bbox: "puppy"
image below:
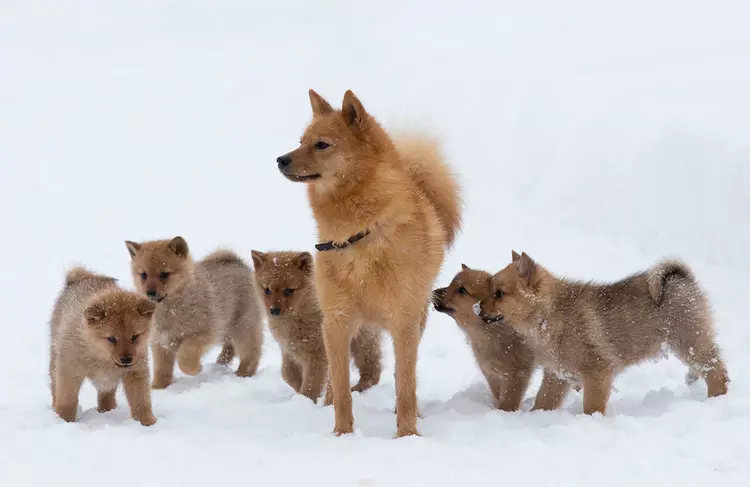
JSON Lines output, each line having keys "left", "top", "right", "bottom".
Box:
{"left": 276, "top": 89, "right": 462, "bottom": 437}
{"left": 126, "top": 237, "right": 264, "bottom": 388}
{"left": 433, "top": 265, "right": 535, "bottom": 411}
{"left": 252, "top": 250, "right": 382, "bottom": 402}
{"left": 478, "top": 251, "right": 730, "bottom": 414}
{"left": 50, "top": 267, "right": 157, "bottom": 425}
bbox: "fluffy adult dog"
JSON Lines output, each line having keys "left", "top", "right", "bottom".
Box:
{"left": 252, "top": 250, "right": 382, "bottom": 402}
{"left": 478, "top": 251, "right": 730, "bottom": 414}
{"left": 276, "top": 90, "right": 462, "bottom": 437}
{"left": 50, "top": 268, "right": 157, "bottom": 425}
{"left": 126, "top": 237, "right": 264, "bottom": 388}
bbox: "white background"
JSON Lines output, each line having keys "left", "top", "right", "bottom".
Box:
{"left": 1, "top": 1, "right": 748, "bottom": 485}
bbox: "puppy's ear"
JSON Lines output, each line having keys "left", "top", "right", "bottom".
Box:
{"left": 84, "top": 302, "right": 107, "bottom": 324}
{"left": 461, "top": 263, "right": 470, "bottom": 271}
{"left": 511, "top": 250, "right": 521, "bottom": 262}
{"left": 309, "top": 89, "right": 333, "bottom": 116}
{"left": 168, "top": 236, "right": 189, "bottom": 258}
{"left": 251, "top": 250, "right": 267, "bottom": 270}
{"left": 516, "top": 252, "right": 537, "bottom": 284}
{"left": 295, "top": 252, "right": 313, "bottom": 273}
{"left": 342, "top": 90, "right": 368, "bottom": 128}
{"left": 126, "top": 241, "right": 141, "bottom": 259}
{"left": 137, "top": 299, "right": 157, "bottom": 317}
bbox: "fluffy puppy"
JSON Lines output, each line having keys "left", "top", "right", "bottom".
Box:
{"left": 50, "top": 267, "right": 157, "bottom": 425}
{"left": 126, "top": 237, "right": 264, "bottom": 388}
{"left": 478, "top": 252, "right": 730, "bottom": 414}
{"left": 252, "top": 250, "right": 382, "bottom": 402}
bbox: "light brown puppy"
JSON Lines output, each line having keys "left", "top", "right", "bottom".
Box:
{"left": 252, "top": 250, "right": 382, "bottom": 402}
{"left": 276, "top": 90, "right": 462, "bottom": 437}
{"left": 126, "top": 237, "right": 264, "bottom": 388}
{"left": 478, "top": 251, "right": 730, "bottom": 414}
{"left": 434, "top": 265, "right": 578, "bottom": 411}
{"left": 50, "top": 267, "right": 157, "bottom": 425}
{"left": 433, "top": 266, "right": 536, "bottom": 411}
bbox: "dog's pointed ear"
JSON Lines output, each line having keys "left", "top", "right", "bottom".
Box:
{"left": 511, "top": 250, "right": 521, "bottom": 262}
{"left": 251, "top": 250, "right": 266, "bottom": 270}
{"left": 168, "top": 236, "right": 189, "bottom": 258}
{"left": 137, "top": 299, "right": 157, "bottom": 317}
{"left": 516, "top": 252, "right": 537, "bottom": 283}
{"left": 309, "top": 89, "right": 333, "bottom": 116}
{"left": 342, "top": 90, "right": 368, "bottom": 128}
{"left": 126, "top": 241, "right": 141, "bottom": 259}
{"left": 461, "top": 263, "right": 470, "bottom": 271}
{"left": 84, "top": 302, "right": 107, "bottom": 324}
{"left": 295, "top": 252, "right": 313, "bottom": 273}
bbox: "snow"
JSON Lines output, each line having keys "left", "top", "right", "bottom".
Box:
{"left": 1, "top": 0, "right": 750, "bottom": 485}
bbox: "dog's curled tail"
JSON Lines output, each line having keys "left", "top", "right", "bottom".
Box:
{"left": 203, "top": 249, "right": 246, "bottom": 266}
{"left": 396, "top": 135, "right": 463, "bottom": 247}
{"left": 65, "top": 266, "right": 97, "bottom": 287}
{"left": 647, "top": 260, "right": 696, "bottom": 305}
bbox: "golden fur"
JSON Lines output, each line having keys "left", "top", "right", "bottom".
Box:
{"left": 49, "top": 267, "right": 157, "bottom": 425}
{"left": 277, "top": 89, "right": 462, "bottom": 437}
{"left": 126, "top": 237, "right": 264, "bottom": 388}
{"left": 478, "top": 251, "right": 730, "bottom": 414}
{"left": 252, "top": 250, "right": 382, "bottom": 402}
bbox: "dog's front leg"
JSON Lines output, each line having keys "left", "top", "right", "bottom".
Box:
{"left": 322, "top": 315, "right": 354, "bottom": 435}
{"left": 392, "top": 313, "right": 423, "bottom": 438}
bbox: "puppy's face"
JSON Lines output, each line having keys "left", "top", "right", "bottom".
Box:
{"left": 252, "top": 251, "right": 313, "bottom": 317}
{"left": 479, "top": 252, "right": 546, "bottom": 331}
{"left": 83, "top": 292, "right": 155, "bottom": 368}
{"left": 276, "top": 90, "right": 375, "bottom": 185}
{"left": 433, "top": 266, "right": 492, "bottom": 328}
{"left": 125, "top": 237, "right": 192, "bottom": 302}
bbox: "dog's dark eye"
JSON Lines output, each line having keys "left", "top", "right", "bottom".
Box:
{"left": 140, "top": 272, "right": 147, "bottom": 281}
{"left": 458, "top": 287, "right": 467, "bottom": 295}
{"left": 130, "top": 334, "right": 139, "bottom": 343}
{"left": 495, "top": 290, "right": 504, "bottom": 299}
{"left": 314, "top": 141, "right": 330, "bottom": 150}
{"left": 284, "top": 289, "right": 295, "bottom": 297}
{"left": 264, "top": 288, "right": 271, "bottom": 296}
{"left": 159, "top": 272, "right": 170, "bottom": 281}
{"left": 107, "top": 336, "right": 117, "bottom": 344}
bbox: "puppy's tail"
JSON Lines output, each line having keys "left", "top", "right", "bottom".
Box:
{"left": 395, "top": 134, "right": 463, "bottom": 248}
{"left": 65, "top": 266, "right": 96, "bottom": 287}
{"left": 202, "top": 249, "right": 246, "bottom": 266}
{"left": 647, "top": 260, "right": 696, "bottom": 305}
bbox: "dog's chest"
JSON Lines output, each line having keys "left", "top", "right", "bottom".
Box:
{"left": 88, "top": 369, "right": 121, "bottom": 391}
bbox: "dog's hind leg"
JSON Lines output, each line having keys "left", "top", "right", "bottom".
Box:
{"left": 350, "top": 325, "right": 382, "bottom": 393}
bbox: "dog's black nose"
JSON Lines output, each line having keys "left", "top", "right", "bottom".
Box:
{"left": 277, "top": 155, "right": 291, "bottom": 169}
{"left": 146, "top": 289, "right": 157, "bottom": 299}
{"left": 120, "top": 356, "right": 133, "bottom": 365}
{"left": 269, "top": 307, "right": 281, "bottom": 316}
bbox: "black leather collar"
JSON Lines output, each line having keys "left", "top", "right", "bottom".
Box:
{"left": 315, "top": 229, "right": 371, "bottom": 252}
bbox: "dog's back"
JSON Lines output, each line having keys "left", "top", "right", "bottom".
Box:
{"left": 550, "top": 260, "right": 714, "bottom": 370}
{"left": 198, "top": 250, "right": 262, "bottom": 333}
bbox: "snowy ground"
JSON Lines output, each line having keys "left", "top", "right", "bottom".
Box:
{"left": 1, "top": 1, "right": 749, "bottom": 485}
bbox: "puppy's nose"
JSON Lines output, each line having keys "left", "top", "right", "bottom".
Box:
{"left": 269, "top": 307, "right": 281, "bottom": 316}
{"left": 433, "top": 288, "right": 447, "bottom": 299}
{"left": 146, "top": 289, "right": 157, "bottom": 299}
{"left": 120, "top": 356, "right": 133, "bottom": 365}
{"left": 277, "top": 155, "right": 291, "bottom": 170}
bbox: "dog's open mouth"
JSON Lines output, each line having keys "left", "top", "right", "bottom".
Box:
{"left": 483, "top": 315, "right": 504, "bottom": 324}
{"left": 282, "top": 172, "right": 321, "bottom": 182}
{"left": 433, "top": 302, "right": 455, "bottom": 314}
